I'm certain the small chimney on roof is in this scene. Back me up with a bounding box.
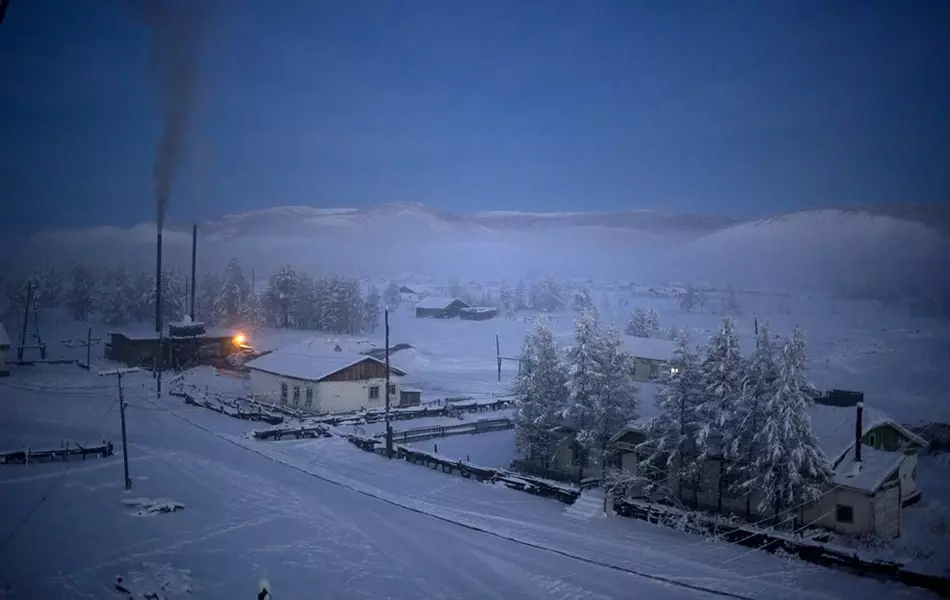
[855,401,864,462]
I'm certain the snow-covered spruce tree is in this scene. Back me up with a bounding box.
[646,308,660,336]
[220,258,251,326]
[290,272,316,329]
[726,321,780,514]
[530,278,565,312]
[572,288,595,313]
[636,329,704,501]
[263,264,299,328]
[696,317,744,512]
[721,284,742,316]
[514,280,528,311]
[66,264,95,321]
[128,271,154,323]
[562,310,639,476]
[746,327,832,519]
[30,264,64,309]
[383,281,402,309]
[363,284,382,332]
[625,308,650,337]
[512,324,569,463]
[680,284,698,313]
[98,266,134,326]
[198,272,223,325]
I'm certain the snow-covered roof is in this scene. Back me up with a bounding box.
[806,403,927,464]
[460,306,497,313]
[621,336,677,361]
[415,297,468,310]
[833,446,904,494]
[246,349,406,382]
[0,323,10,347]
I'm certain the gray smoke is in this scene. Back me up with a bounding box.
[132,0,208,230]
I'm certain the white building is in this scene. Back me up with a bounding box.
[0,323,10,376]
[621,337,677,382]
[246,348,407,414]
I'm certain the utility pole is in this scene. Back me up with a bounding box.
[84,326,91,370]
[190,223,198,321]
[99,367,139,491]
[384,308,393,459]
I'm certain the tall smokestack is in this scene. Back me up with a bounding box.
[854,401,864,462]
[155,230,163,332]
[130,0,207,331]
[190,223,197,321]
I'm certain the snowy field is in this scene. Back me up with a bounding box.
[0,362,940,599]
[406,429,517,470]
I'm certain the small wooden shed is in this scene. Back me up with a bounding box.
[415,297,470,319]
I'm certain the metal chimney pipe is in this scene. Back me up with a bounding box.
[855,401,864,462]
[155,228,163,333]
[190,224,197,321]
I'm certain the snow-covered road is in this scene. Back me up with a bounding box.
[0,366,935,599]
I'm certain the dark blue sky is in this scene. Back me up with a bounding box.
[1,0,948,233]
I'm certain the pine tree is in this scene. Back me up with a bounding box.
[721,284,742,316]
[727,321,780,508]
[220,258,251,326]
[514,280,527,311]
[680,284,698,312]
[99,266,134,326]
[646,308,660,336]
[513,324,568,463]
[625,308,651,337]
[530,278,565,312]
[129,271,154,323]
[66,264,95,321]
[32,264,63,309]
[695,317,744,512]
[498,282,515,314]
[198,272,223,324]
[363,284,382,332]
[637,329,703,500]
[264,264,299,328]
[383,281,402,309]
[572,288,595,313]
[290,272,316,329]
[745,327,832,517]
[562,311,639,473]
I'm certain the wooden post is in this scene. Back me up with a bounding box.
[18,280,32,362]
[384,309,393,459]
[85,326,91,370]
[496,334,501,382]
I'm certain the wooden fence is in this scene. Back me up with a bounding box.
[614,498,950,597]
[380,418,513,444]
[1,441,114,465]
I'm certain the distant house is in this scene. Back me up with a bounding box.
[415,297,470,319]
[245,347,407,414]
[0,323,10,376]
[621,337,677,382]
[511,425,603,486]
[608,390,927,539]
[104,322,240,370]
[459,306,498,321]
[399,285,435,303]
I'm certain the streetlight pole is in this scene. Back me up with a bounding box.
[384,308,393,459]
[99,367,139,491]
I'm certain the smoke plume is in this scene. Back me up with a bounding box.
[132,0,208,230]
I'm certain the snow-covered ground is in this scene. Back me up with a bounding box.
[406,429,516,470]
[0,363,938,599]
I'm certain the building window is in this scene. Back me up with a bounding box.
[836,504,854,524]
[868,433,876,447]
[293,385,301,406]
[305,387,313,409]
[387,383,397,397]
[280,382,288,405]
[369,385,380,400]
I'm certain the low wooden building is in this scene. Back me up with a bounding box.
[104,321,241,370]
[621,337,677,382]
[246,347,407,414]
[415,297,470,319]
[0,324,10,376]
[459,307,498,321]
[608,392,927,539]
[398,386,422,407]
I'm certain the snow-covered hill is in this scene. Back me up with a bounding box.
[648,209,950,298]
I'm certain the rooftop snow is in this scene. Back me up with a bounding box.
[621,336,677,361]
[806,403,927,464]
[833,445,905,494]
[245,349,405,382]
[415,297,467,310]
[0,323,9,347]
